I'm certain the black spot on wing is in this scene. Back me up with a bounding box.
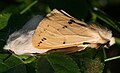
[63,41,65,44]
[83,42,90,45]
[62,25,67,29]
[43,38,47,40]
[41,38,47,41]
[68,19,87,27]
[38,44,40,46]
[68,19,76,24]
[68,21,72,24]
[38,37,47,46]
[41,39,44,41]
[40,41,42,43]
[38,41,42,46]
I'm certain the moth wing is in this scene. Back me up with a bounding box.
[32,9,102,50]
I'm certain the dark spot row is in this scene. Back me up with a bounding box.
[62,25,67,29]
[68,19,75,24]
[37,37,47,46]
[62,19,75,29]
[68,19,87,27]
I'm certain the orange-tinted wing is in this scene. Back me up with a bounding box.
[32,9,111,50]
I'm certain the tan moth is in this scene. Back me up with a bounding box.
[4,9,115,55]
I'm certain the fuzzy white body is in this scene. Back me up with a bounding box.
[4,15,49,55]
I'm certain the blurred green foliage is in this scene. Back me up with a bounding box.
[0,0,120,73]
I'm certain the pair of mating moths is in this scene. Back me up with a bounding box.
[4,9,115,55]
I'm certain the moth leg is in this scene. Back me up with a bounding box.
[77,45,88,51]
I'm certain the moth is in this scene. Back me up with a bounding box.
[4,9,115,55]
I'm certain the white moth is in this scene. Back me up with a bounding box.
[4,9,115,55]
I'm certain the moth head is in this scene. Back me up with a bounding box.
[98,28,115,48]
[105,37,115,48]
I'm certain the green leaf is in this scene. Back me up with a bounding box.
[0,54,10,61]
[0,54,24,72]
[24,57,36,64]
[70,48,104,73]
[3,54,23,67]
[46,53,81,73]
[20,0,38,14]
[36,56,54,73]
[0,54,11,72]
[0,13,11,30]
[25,61,36,73]
[0,62,9,73]
[3,64,27,73]
[115,38,120,45]
[86,58,104,73]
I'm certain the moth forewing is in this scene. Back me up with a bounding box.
[32,9,115,52]
[32,9,93,50]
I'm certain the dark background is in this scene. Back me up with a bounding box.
[0,0,120,73]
